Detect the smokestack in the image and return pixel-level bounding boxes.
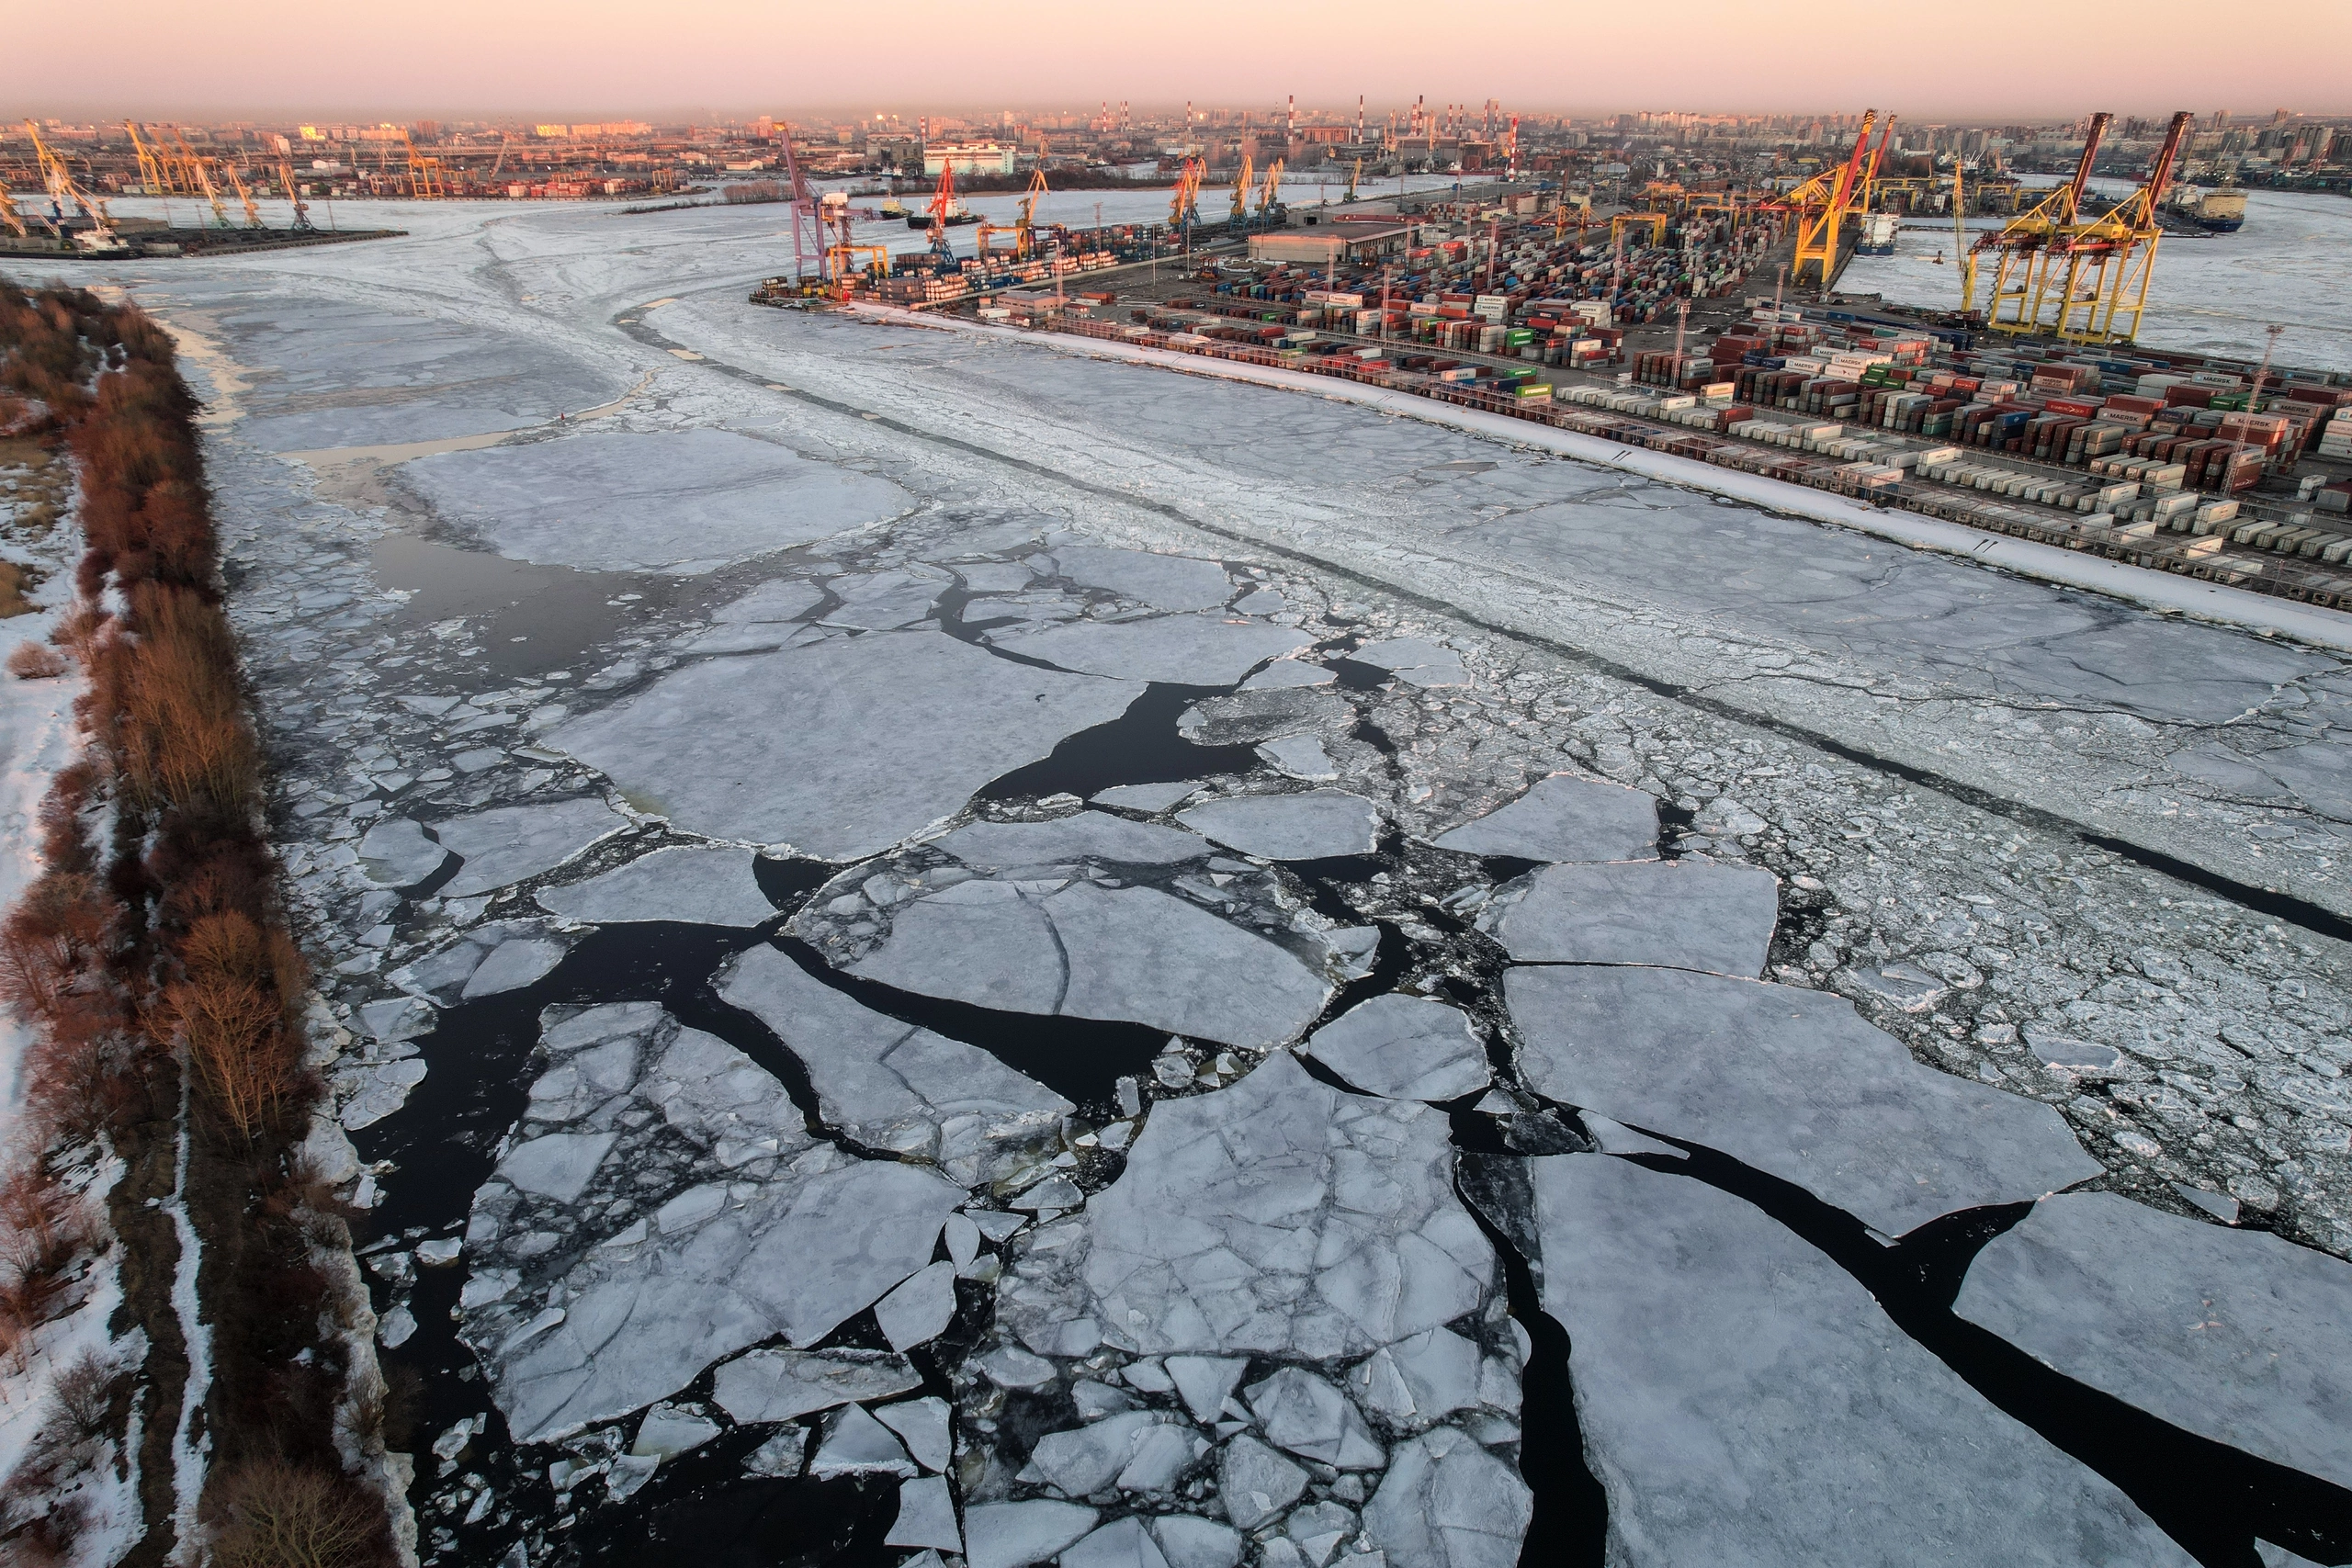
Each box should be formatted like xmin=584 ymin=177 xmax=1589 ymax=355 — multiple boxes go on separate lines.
xmin=1287 ymin=94 xmax=1295 ymax=140
xmin=1357 ymin=94 xmax=1364 ymax=141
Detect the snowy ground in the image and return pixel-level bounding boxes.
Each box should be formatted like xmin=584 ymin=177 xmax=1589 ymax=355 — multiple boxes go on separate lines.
xmin=16 ymin=200 xmax=2352 ymax=1567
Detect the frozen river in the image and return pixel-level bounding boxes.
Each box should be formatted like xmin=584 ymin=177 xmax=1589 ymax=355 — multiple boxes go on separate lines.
xmin=1839 ymin=186 xmax=2352 ymax=368
xmin=20 ymin=199 xmax=2352 ymax=1566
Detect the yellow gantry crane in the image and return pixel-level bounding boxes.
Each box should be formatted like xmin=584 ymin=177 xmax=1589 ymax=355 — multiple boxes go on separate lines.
xmin=1257 ymin=157 xmax=1283 ymax=217
xmin=23 ymin=120 xmax=120 ymax=249
xmin=1343 ymin=157 xmax=1360 ymax=203
xmin=1014 ymin=166 xmax=1047 ymax=258
xmin=1976 ymin=110 xmax=2189 ymax=344
xmin=221 ymin=159 xmax=261 ymax=227
xmin=1954 ymin=161 xmax=1977 ymax=315
xmin=401 ymin=130 xmax=446 ymax=198
xmin=1788 ymin=109 xmax=1878 ymax=288
xmin=1168 ymin=156 xmax=1204 ymax=234
xmin=1229 ymin=152 xmax=1253 ymax=223
xmin=276 ymin=152 xmax=313 ymax=229
xmin=125 ymin=122 xmax=171 ymax=194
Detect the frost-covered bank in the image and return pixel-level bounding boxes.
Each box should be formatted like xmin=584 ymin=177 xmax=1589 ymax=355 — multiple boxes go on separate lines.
xmin=0 ymin=282 xmax=398 ymax=1565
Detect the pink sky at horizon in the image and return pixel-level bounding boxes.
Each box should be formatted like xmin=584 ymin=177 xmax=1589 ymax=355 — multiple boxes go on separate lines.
xmin=17 ymin=0 xmax=2350 ymax=121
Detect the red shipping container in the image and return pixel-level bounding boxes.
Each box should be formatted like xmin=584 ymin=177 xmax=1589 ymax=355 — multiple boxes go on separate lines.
xmin=2164 ymin=386 xmax=2216 ymax=409
xmin=2104 ymin=394 xmax=2163 ymax=416
xmin=2048 ymin=397 xmax=2101 ymax=418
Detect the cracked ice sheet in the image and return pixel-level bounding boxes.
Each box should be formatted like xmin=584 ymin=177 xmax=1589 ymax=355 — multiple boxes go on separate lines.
xmin=997 ymin=1051 xmax=1495 ymax=1359
xmin=840 ymin=878 xmax=1332 ymax=1049
xmin=1529 ymin=1155 xmax=2198 ymax=1568
xmin=1051 ymin=547 xmax=1234 ymax=611
xmin=551 ymin=629 xmax=1136 ymax=860
xmin=462 ymin=1002 xmax=961 ymax=1443
xmin=1306 ymin=994 xmax=1490 ymax=1103
xmin=430 ymin=795 xmax=630 ymax=899
xmin=988 ymin=615 xmax=1313 ymax=684
xmin=716 ymin=943 xmax=1071 ymax=1180
xmin=1507 ymin=966 xmax=2103 ymax=1236
xmin=537 ymin=845 xmax=777 ymax=927
xmin=1178 ymin=790 xmax=1383 ymax=861
xmin=403 ymin=428 xmax=913 ymax=573
xmin=1489 ymin=859 xmax=1779 ymax=977
xmin=1955 ymin=1191 xmax=2352 ymax=1491
xmin=1425 ymin=773 xmax=1659 ymax=863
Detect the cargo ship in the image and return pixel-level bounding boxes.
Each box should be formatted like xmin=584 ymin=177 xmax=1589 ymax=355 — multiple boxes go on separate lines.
xmin=1854 ymin=212 xmax=1900 ymax=255
xmin=907 ymin=198 xmax=979 ymax=229
xmin=2164 ymin=184 xmax=2246 ymax=232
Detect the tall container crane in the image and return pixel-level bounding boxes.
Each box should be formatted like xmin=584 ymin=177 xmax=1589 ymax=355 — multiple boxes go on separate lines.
xmin=125 ymin=122 xmax=168 ymax=194
xmin=1788 ymin=109 xmax=1877 ymax=289
xmin=221 ymin=158 xmax=262 ymax=227
xmin=1015 ymin=167 xmax=1047 ymax=258
xmin=925 ymin=161 xmax=960 ymax=273
xmin=2022 ymin=110 xmax=2191 ymax=344
xmin=1168 ymin=158 xmax=1204 ymax=240
xmin=1977 ymin=111 xmax=2113 ymax=338
xmin=777 ymin=123 xmax=823 ymax=286
xmin=277 ymin=152 xmax=313 ymax=230
xmin=1257 ymin=159 xmax=1283 ymax=219
xmin=1229 ymin=153 xmax=1253 ymax=225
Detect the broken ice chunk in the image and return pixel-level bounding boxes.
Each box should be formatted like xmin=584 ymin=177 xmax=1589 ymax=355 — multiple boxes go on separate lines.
xmin=1218 ymin=1436 xmax=1309 ymax=1529
xmin=629 ymin=1403 xmax=720 ymax=1460
xmin=963 ymin=1500 xmax=1100 ymax=1568
xmin=1242 ymin=660 xmax=1336 ymax=691
xmin=1526 ymin=1156 xmax=2196 ymax=1568
xmin=1350 ymin=637 xmax=1468 ymax=688
xmin=1066 ymin=1517 xmax=1171 ymax=1568
xmin=431 ymin=795 xmax=629 ymax=898
xmin=1426 ymin=774 xmax=1659 ymax=863
xmin=874 ymin=1261 xmax=959 ymax=1351
xmin=710 ymin=1348 xmax=923 ymax=1425
xmin=1023 ymin=1410 xmax=1180 ymax=1495
xmin=537 ymin=845 xmax=777 ymax=928
xmin=988 ymin=615 xmax=1312 ymax=684
xmin=1028 ymin=1053 xmax=1492 ymax=1360
xmin=356 ymin=818 xmax=452 ymax=888
xmin=1489 ymin=861 xmax=1778 ymax=976
xmin=934 ymin=813 xmax=1209 ymax=870
xmin=2173 ymin=1185 xmax=2239 ymax=1224
xmin=1166 ymin=1356 xmax=1248 ymax=1424
xmin=874 ymin=1396 xmax=953 ymax=1472
xmin=1151 ymin=1516 xmax=1243 ymax=1568
xmin=842 ymin=881 xmax=1331 ymax=1050
xmin=1579 ymin=1114 xmax=1684 ymax=1160
xmin=1178 ymin=790 xmax=1381 ymax=861
xmin=1056 ymin=547 xmax=1233 ymax=612
xmin=459 ymin=932 xmax=568 ymax=999
xmin=494 ymin=1132 xmax=615 ymax=1204
xmin=1246 ymin=1368 xmax=1385 ymax=1469
xmin=1305 ymin=995 xmax=1489 ymax=1103
xmin=978 ymin=1345 xmax=1057 ymax=1390
xmin=1347 ymin=1327 xmax=1483 ymax=1427
xmin=1507 ymin=966 xmax=2102 ymax=1236
xmin=1361 ymin=1426 xmax=1530 ymax=1568
xmin=888 ymin=1474 xmax=965 ymax=1553
xmin=718 ymin=946 xmax=1071 ymax=1182
xmin=552 ymin=630 xmax=1136 ymax=860
xmin=1257 ymin=733 xmax=1340 ymax=781
xmin=1092 ymin=780 xmax=1206 ymax=813
xmin=809 ymin=1404 xmax=919 ymax=1479
xmin=1954 ymin=1191 xmax=2352 ymax=1492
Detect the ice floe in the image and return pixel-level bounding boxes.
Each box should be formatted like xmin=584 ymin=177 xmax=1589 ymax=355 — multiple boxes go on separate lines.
xmin=552 ymin=629 xmax=1136 ymax=858
xmin=1054 ymin=547 xmax=1234 ymax=611
xmin=1508 ymin=966 xmax=2102 ymax=1235
xmin=431 ymin=795 xmax=630 ymax=899
xmin=1350 ymin=637 xmax=1469 ymax=688
xmin=934 ymin=812 xmax=1210 ymax=870
xmin=1487 ymin=860 xmax=1778 ymax=976
xmin=356 ymin=816 xmax=453 ymax=887
xmin=1527 ymin=1155 xmax=2197 ymax=1566
xmin=837 ymin=879 xmax=1333 ymax=1048
xmin=997 ymin=1052 xmax=1492 ymax=1359
xmin=989 ymin=615 xmax=1312 ymax=684
xmin=461 ymin=1002 xmax=961 ymax=1442
xmin=1360 ymin=1426 xmax=1532 ymax=1568
xmin=1306 ymin=995 xmax=1490 ymax=1103
xmin=537 ymin=844 xmax=777 ymax=927
xmin=1091 ymin=780 xmax=1206 ymax=813
xmin=1177 ymin=789 xmax=1383 ymax=861
xmin=403 ymin=428 xmax=913 ymax=572
xmin=1426 ymin=773 xmax=1659 ymax=863
xmin=710 ymin=1347 xmax=922 ymax=1423
xmin=1955 ymin=1191 xmax=2352 ymax=1490
xmin=717 ymin=943 xmax=1071 ymax=1178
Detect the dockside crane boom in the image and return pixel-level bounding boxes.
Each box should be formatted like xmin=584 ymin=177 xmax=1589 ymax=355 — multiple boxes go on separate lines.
xmin=1015 ymin=167 xmax=1047 ymax=259
xmin=1953 ymin=161 xmax=1975 ymax=315
xmin=1343 ymin=157 xmax=1360 ymax=203
xmin=222 ymin=158 xmax=261 ymax=227
xmin=125 ymin=122 xmax=167 ymax=193
xmin=1789 ymin=109 xmax=1876 ymax=289
xmin=277 ymin=152 xmax=313 ymax=229
xmin=925 ymin=160 xmax=959 ymax=272
xmin=1169 ymin=158 xmax=1204 ymax=237
xmin=1258 ymin=158 xmax=1283 ymax=217
xmin=1229 ymin=152 xmax=1253 ymax=224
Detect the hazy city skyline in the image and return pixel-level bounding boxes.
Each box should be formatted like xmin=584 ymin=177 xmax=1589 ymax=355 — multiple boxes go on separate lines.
xmin=18 ymin=0 xmax=2352 ymax=121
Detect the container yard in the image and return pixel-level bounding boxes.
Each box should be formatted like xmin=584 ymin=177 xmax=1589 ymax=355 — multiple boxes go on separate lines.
xmin=851 ymin=173 xmax=2352 ymax=610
